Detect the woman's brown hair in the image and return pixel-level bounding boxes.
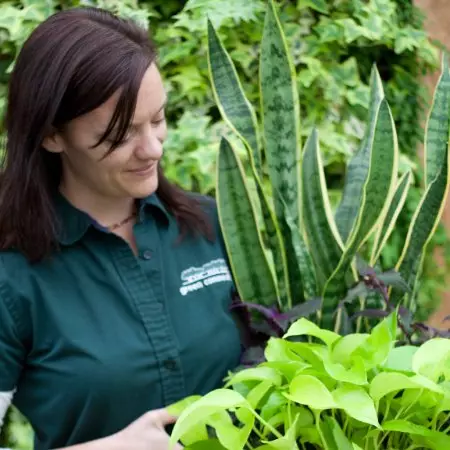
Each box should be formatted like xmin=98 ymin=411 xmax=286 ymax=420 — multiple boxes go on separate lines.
xmin=0 ymin=7 xmax=213 ymax=262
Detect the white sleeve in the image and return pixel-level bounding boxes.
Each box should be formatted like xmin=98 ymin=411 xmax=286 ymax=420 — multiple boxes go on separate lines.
xmin=0 ymin=390 xmax=14 ymax=429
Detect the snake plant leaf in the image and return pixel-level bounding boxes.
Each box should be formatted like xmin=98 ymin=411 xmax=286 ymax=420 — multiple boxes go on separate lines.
xmin=425 ymin=52 xmax=450 ymax=187
xmin=280 ymin=194 xmax=318 ymax=299
xmin=260 ymin=0 xmax=301 ymax=227
xmin=260 ymin=0 xmax=303 ymax=306
xmin=207 ymin=16 xmax=290 ymax=307
xmin=324 ymin=98 xmax=398 ymax=331
xmin=255 ymin=177 xmax=291 ymax=309
xmin=370 ymin=171 xmax=412 ymax=264
xmin=335 ymin=65 xmax=385 ymax=243
xmin=217 ymin=137 xmax=278 ymax=306
xmin=302 ymin=128 xmax=344 ymax=292
xmin=392 ymin=148 xmax=450 ymax=310
xmin=207 ymin=19 xmax=262 ymax=175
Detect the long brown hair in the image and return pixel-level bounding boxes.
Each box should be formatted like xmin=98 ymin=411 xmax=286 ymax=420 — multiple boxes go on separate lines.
xmin=0 ymin=7 xmax=213 ymax=262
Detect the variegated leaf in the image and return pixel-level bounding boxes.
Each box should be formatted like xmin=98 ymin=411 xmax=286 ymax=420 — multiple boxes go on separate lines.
xmin=335 ymin=65 xmax=385 ymax=243
xmin=207 ymin=19 xmax=262 ymax=175
xmin=371 ymin=171 xmax=412 ymax=265
xmin=393 ymin=148 xmax=450 ymax=311
xmin=425 ymin=52 xmax=450 ymax=186
xmin=217 ymin=137 xmax=278 ymax=306
xmin=260 ymin=0 xmax=302 ymax=305
xmin=323 ymin=99 xmax=398 ymax=331
xmin=302 ymin=128 xmax=344 ymax=293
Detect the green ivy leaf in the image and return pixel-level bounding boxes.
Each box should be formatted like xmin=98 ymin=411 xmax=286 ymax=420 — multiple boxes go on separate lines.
xmin=297 ymin=0 xmax=329 ymax=15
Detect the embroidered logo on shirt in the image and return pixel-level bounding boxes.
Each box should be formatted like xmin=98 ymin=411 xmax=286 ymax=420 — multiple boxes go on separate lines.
xmin=179 ymin=258 xmax=232 ymax=296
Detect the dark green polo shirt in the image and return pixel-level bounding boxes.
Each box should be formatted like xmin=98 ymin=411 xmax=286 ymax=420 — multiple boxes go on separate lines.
xmin=0 ymin=192 xmax=242 ymax=449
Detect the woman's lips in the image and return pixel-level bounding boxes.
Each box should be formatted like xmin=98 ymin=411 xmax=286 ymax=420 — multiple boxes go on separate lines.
xmin=128 ymin=163 xmax=156 ymax=175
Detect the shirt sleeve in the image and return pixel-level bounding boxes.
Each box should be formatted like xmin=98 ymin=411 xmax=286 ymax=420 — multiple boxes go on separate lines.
xmin=0 ymin=280 xmax=26 ymax=393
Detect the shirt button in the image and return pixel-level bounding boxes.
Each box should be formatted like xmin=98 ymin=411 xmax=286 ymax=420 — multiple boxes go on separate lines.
xmin=163 ymin=359 xmax=178 ymax=371
xmin=141 ymin=250 xmax=152 ymax=260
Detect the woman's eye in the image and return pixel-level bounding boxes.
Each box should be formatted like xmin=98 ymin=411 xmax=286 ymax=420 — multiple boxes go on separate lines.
xmin=152 ymin=117 xmax=165 ymax=126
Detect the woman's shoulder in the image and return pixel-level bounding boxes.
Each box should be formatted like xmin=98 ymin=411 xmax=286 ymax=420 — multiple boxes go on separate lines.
xmin=188 ymin=192 xmax=217 ymax=211
xmin=0 ymin=251 xmax=30 ymax=320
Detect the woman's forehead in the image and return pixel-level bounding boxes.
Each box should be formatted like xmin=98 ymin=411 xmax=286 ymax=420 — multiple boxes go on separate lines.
xmin=75 ymin=64 xmax=166 ymax=130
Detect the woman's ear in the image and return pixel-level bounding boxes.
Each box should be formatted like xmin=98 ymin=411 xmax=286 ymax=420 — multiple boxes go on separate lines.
xmin=42 ymin=129 xmax=64 ymax=154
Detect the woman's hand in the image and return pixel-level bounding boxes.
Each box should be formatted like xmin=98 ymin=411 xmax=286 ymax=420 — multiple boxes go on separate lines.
xmin=57 ymin=408 xmax=183 ymax=450
xmin=112 ymin=408 xmax=184 ymax=450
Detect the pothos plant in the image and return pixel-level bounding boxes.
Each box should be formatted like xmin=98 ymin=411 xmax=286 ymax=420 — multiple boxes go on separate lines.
xmin=205 ymin=0 xmax=450 ymax=338
xmin=168 ymin=311 xmax=450 ymax=449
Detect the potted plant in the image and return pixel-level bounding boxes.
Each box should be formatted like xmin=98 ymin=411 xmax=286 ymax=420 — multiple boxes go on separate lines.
xmin=167 ymin=1 xmax=450 ymax=448
xmin=168 ymin=312 xmax=450 ymax=449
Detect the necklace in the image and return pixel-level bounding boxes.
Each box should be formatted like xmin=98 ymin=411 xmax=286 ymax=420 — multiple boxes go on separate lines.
xmin=106 ymin=211 xmax=137 ymax=231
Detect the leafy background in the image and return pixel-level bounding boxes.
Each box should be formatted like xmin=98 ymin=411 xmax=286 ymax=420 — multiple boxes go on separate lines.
xmin=0 ymin=0 xmax=448 ymax=448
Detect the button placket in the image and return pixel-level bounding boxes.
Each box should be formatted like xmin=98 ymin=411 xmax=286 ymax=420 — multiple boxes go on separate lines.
xmin=110 ymin=239 xmax=186 ymax=405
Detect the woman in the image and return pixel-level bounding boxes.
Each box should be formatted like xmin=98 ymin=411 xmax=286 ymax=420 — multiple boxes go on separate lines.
xmin=0 ymin=7 xmax=242 ymax=450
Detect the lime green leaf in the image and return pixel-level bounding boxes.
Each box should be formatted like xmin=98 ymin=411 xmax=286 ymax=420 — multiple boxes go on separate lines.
xmin=262 ymin=361 xmax=310 ymax=381
xmin=257 ymin=417 xmax=300 ymax=449
xmin=210 ymin=409 xmax=254 ymax=450
xmin=284 ymin=318 xmax=340 ymax=346
xmin=245 ymin=381 xmax=273 ymax=411
xmin=226 ymin=367 xmax=283 ymax=388
xmin=167 ymin=396 xmax=208 ymax=445
xmin=425 ymin=52 xmax=450 ymax=186
xmin=319 ymin=416 xmax=354 ymax=450
xmin=260 ymin=390 xmax=287 ymax=422
xmin=265 ymin=338 xmax=301 ymax=363
xmin=382 ymin=420 xmax=450 ymax=450
xmin=302 ymin=129 xmax=344 ymax=292
xmin=287 ymin=374 xmax=336 ymax=410
xmin=333 ymin=385 xmax=380 ymax=427
xmin=412 ymin=338 xmax=450 ymax=381
xmin=217 ymin=137 xmax=278 ymax=305
xmin=322 ymin=355 xmax=368 ymax=385
xmin=332 ymin=334 xmax=370 ymax=364
xmin=170 ymin=389 xmax=250 ymax=449
xmin=207 ymin=19 xmax=262 ymax=174
xmin=260 ymin=0 xmax=303 ymax=305
xmin=185 ymin=439 xmax=227 ymax=449
xmin=370 ymin=372 xmax=434 ymax=403
xmin=352 ymin=313 xmax=396 ymax=369
xmin=168 ymin=395 xmax=203 ymax=416
xmin=383 ymin=345 xmax=418 ymax=373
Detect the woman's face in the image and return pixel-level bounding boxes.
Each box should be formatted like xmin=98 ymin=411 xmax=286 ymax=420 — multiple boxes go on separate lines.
xmin=43 ymin=63 xmax=167 ymax=202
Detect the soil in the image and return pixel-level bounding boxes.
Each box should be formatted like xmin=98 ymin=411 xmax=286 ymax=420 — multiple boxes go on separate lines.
xmin=414 ymin=0 xmax=450 ymax=329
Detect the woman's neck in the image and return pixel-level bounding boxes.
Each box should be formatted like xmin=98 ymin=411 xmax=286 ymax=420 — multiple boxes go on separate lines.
xmin=59 ymin=183 xmax=136 ymax=230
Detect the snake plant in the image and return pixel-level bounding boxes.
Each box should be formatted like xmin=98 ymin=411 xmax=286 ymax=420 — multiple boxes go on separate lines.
xmin=211 ymin=0 xmax=450 ymax=332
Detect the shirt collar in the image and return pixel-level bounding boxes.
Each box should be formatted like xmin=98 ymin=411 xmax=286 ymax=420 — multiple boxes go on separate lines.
xmin=55 ymin=192 xmax=170 ymax=246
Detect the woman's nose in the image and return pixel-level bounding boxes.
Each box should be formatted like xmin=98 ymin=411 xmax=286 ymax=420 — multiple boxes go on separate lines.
xmin=136 ymin=127 xmax=163 ymax=160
